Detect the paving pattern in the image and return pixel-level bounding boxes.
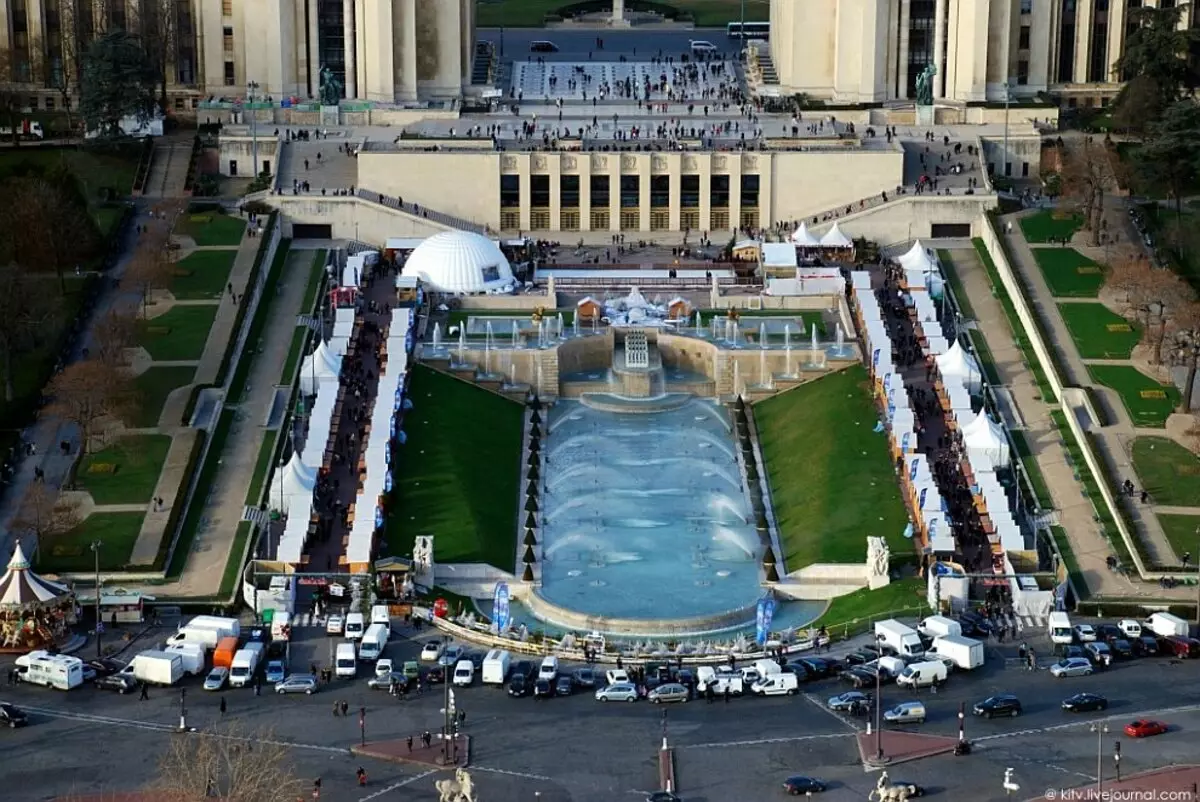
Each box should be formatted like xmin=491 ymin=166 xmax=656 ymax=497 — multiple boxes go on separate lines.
xmin=511 ymin=60 xmax=739 ymax=103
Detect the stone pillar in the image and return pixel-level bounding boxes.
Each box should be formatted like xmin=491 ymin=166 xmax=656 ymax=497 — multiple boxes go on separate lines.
xmin=1028 ymin=0 xmax=1053 ymax=91
xmin=435 ymin=0 xmax=462 ymax=94
xmin=933 ymin=0 xmax=947 ymax=98
xmin=898 ymin=0 xmax=911 ymax=98
xmin=342 ymin=0 xmax=356 ymax=99
xmin=308 ymin=0 xmax=320 ymax=97
xmin=1074 ymin=0 xmax=1093 ymax=84
xmin=885 ymin=0 xmax=900 ymax=100
xmin=548 ymin=159 xmax=562 ymax=233
xmin=756 ymin=155 xmax=772 ymax=231
xmin=638 ymin=157 xmax=651 ymax=232
xmin=1107 ymin=0 xmax=1126 ymax=83
xmin=612 ymin=0 xmax=627 ymax=25
xmin=518 ymin=156 xmax=532 ymax=232
xmin=726 ymin=158 xmax=743 ymax=234
xmin=698 ymin=155 xmax=712 ymax=233
xmin=608 ymin=158 xmax=621 ymax=234
xmin=399 ymin=0 xmax=418 ymax=101
xmin=27 ymin=0 xmax=45 ymax=84
xmin=355 ymin=0 xmax=367 ymax=99
xmin=579 ymin=173 xmax=592 ymax=232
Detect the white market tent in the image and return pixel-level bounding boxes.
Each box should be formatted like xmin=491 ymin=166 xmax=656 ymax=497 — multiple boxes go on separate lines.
xmin=925 ymin=336 xmax=950 ymax=356
xmin=762 ymin=242 xmax=798 ymax=268
xmin=270 ymin=453 xmax=317 ymax=515
xmin=937 ymin=341 xmax=983 ymax=394
xmin=791 ymin=223 xmax=821 ymax=247
xmin=899 ymin=241 xmax=938 ymax=272
xmin=850 ymin=271 xmax=872 ymax=291
xmin=300 ymin=381 xmax=339 ymax=468
xmin=963 ymin=411 xmax=1011 ymax=469
xmin=820 ymin=222 xmax=853 ymax=248
xmin=276 ymin=510 xmax=310 ymax=564
xmin=299 ymin=340 xmax=343 ymax=395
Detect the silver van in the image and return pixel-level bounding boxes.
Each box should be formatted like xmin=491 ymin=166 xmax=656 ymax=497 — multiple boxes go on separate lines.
xmin=883 ymin=701 xmax=927 ymax=725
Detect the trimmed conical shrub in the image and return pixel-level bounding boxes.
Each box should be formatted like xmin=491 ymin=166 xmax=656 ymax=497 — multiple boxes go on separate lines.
xmin=525 ymin=512 xmax=537 ymax=529
xmin=765 ymin=564 xmax=780 ymax=582
xmin=523 ymin=545 xmax=537 ymax=564
xmin=522 ymin=564 xmax=535 ymax=582
xmin=524 ymin=497 xmax=539 ymax=512
xmin=763 ymin=548 xmax=777 ymax=565
xmin=530 ymin=410 xmax=542 ymax=424
xmin=527 ymin=465 xmax=540 ymax=481
xmin=523 ymin=529 xmax=537 ymax=546
xmin=529 ymin=438 xmax=541 ymax=452
xmin=526 ymin=480 xmax=539 ymax=497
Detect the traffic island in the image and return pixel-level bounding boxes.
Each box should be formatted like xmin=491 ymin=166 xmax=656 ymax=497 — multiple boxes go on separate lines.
xmin=856 ymin=731 xmax=961 ymax=767
xmin=352 ymin=734 xmax=471 ymax=768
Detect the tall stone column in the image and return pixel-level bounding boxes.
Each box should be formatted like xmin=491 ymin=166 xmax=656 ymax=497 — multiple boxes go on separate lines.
xmin=308 ymin=0 xmax=320 ymax=97
xmin=27 ymin=0 xmax=45 ymax=84
xmin=638 ymin=157 xmax=651 ymax=232
xmin=400 ymin=0 xmax=418 ymax=101
xmin=1074 ymin=0 xmax=1094 ymax=84
xmin=612 ymin=0 xmax=626 ymax=24
xmin=898 ymin=0 xmax=911 ymax=98
xmin=1028 ymin=0 xmax=1053 ymax=91
xmin=932 ymin=0 xmax=947 ymax=98
xmin=1107 ymin=0 xmax=1126 ymax=83
xmin=579 ymin=172 xmax=592 ymax=232
xmin=342 ymin=0 xmax=356 ymax=99
xmin=435 ymin=0 xmax=462 ymax=94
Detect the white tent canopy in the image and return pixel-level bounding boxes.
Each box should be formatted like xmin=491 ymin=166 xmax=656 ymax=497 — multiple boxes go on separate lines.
xmin=899 ymin=241 xmax=937 ymax=272
xmin=270 ymin=453 xmax=317 ymax=515
xmin=937 ymin=340 xmax=983 ymax=394
xmin=963 ymin=411 xmax=1011 ymax=469
xmin=820 ymin=222 xmax=853 ymax=248
xmin=791 ymin=222 xmax=820 ymax=247
xmin=299 ymin=341 xmax=343 ymax=395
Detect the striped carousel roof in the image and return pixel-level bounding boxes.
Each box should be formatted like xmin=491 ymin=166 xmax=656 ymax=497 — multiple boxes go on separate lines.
xmin=0 ymin=542 xmax=70 ymax=608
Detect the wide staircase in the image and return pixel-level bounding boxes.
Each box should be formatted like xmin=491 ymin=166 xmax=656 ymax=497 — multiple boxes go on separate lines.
xmin=750 ymin=42 xmax=779 ymax=86
xmin=472 ymin=42 xmax=496 ymax=85
xmin=145 ymin=136 xmax=193 ymax=198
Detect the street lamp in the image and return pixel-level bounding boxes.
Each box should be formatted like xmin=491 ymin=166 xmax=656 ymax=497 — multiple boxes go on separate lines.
xmin=247 ymin=80 xmax=261 ymax=178
xmin=442 ymin=634 xmax=453 ymax=765
xmin=1002 ymin=78 xmax=1015 ymax=184
xmin=90 ymin=540 xmax=102 ymax=658
xmin=873 ymin=632 xmax=884 ymax=761
xmin=1091 ymin=723 xmax=1109 ymax=794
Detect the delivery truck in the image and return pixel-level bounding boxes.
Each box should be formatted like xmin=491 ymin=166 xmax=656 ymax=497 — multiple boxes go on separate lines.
xmin=1144 ymin=612 xmax=1190 ymax=638
xmin=229 ymin=642 xmax=264 ymax=688
xmin=482 ymin=649 xmax=511 ymax=685
xmin=928 ymin=635 xmax=985 ymax=670
xmin=917 ymin=615 xmax=962 ymax=639
xmin=125 ymin=650 xmax=184 ymax=686
xmin=165 ymin=642 xmax=206 ymax=675
xmin=186 ymin=616 xmax=241 ymax=639
xmin=212 ymin=636 xmax=240 ymax=669
xmin=874 ymin=620 xmax=925 ymax=658
xmin=1047 ymin=612 xmax=1074 ymax=645
xmin=165 ymin=626 xmax=221 ymax=651
xmin=357 ymin=623 xmax=389 ymax=661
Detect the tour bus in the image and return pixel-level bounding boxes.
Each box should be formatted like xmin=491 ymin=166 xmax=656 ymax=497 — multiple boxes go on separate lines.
xmin=726 ymin=21 xmax=770 ymax=40
xmin=15 ymin=651 xmax=84 ymax=690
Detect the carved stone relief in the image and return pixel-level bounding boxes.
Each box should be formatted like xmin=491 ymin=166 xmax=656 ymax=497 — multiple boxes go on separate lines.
xmin=563 ymin=155 xmax=577 ymax=170
xmin=683 ymin=156 xmax=698 ymax=171
xmin=621 ymin=154 xmax=637 ymax=170
xmin=651 ymin=155 xmax=667 ymax=171
xmin=532 ymin=155 xmax=548 ymax=170
xmin=742 ymin=155 xmax=758 ymax=170
xmin=592 ymin=155 xmax=608 ymax=169
xmin=501 ymin=155 xmax=517 ymax=171
xmin=713 ymin=155 xmax=727 ymax=169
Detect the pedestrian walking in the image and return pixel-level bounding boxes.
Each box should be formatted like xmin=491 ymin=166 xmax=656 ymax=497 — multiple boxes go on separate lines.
xmin=407 ymin=735 xmax=413 ymax=752
xmin=340 ymin=700 xmax=349 ymax=716
xmin=140 ymin=683 xmax=150 ymax=700
xmin=332 ymin=701 xmax=340 ymax=716
xmin=355 ymin=767 xmax=366 ymax=787
xmin=422 ymin=730 xmax=432 ymax=748
xmin=219 ymin=696 xmax=227 ymax=716
xmin=254 ymin=681 xmax=261 ymax=697
xmin=723 ymin=686 xmax=730 ymax=704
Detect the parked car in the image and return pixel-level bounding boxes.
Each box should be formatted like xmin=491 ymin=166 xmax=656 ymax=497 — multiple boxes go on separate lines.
xmin=1134 ymin=636 xmax=1160 ymax=656
xmin=844 ymin=650 xmax=875 ymax=666
xmin=595 ymin=683 xmax=639 ymax=702
xmin=648 ymin=683 xmax=689 ymax=704
xmin=367 ymin=672 xmax=410 ymax=691
xmin=1110 ymin=639 xmax=1133 ymax=659
xmin=529 ymin=40 xmax=559 ymax=53
xmin=1058 ymin=644 xmax=1087 ymax=660
xmin=573 ymin=667 xmax=598 ymax=688
xmin=783 ymin=776 xmax=827 ymax=795
xmin=95 ymin=674 xmax=138 ymax=694
xmin=85 ymin=658 xmax=124 ymax=678
xmin=689 ymin=39 xmax=719 ymax=53
xmin=555 ymin=675 xmax=574 ymax=696
xmin=402 ymin=661 xmax=420 ymax=679
xmin=439 ymin=645 xmax=464 ymax=668
xmin=1124 ymin=720 xmax=1168 ymax=738
xmin=827 ymin=691 xmax=872 ymax=712
xmin=1062 ymin=693 xmax=1108 ymax=713
xmin=420 ymin=641 xmax=444 ymax=662
xmin=325 ymin=614 xmax=344 ymax=635
xmin=0 ymin=702 xmax=28 ymax=728
xmin=883 ymin=701 xmax=927 ymax=724
xmin=1050 ymin=657 xmax=1094 ymax=678
xmin=1095 ymin=624 xmax=1123 ymax=643
xmin=275 ymin=674 xmax=318 ymax=695
xmin=973 ymin=694 xmax=1022 ymax=718
xmin=1084 ymin=642 xmax=1112 ymax=668
xmin=264 ymin=659 xmax=287 ymax=684
xmin=839 ymin=668 xmax=876 ymax=688
xmin=605 ymin=669 xmax=631 ymax=686
xmin=798 ymin=658 xmax=834 ymax=679
xmin=1073 ymin=624 xmax=1097 ymax=642
xmin=532 ymin=679 xmax=553 ymax=700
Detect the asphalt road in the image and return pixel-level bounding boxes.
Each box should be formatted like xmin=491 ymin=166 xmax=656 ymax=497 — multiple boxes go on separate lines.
xmin=478 ymin=28 xmax=742 ymax=61
xmin=5 ymin=622 xmax=1200 ymax=801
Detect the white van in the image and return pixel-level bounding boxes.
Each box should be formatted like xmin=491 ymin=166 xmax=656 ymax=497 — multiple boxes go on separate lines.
xmin=344 ymin=612 xmax=366 ymax=641
xmin=752 ymin=672 xmax=798 ymax=696
xmin=453 ymin=659 xmax=475 ymax=687
xmin=482 ymin=649 xmax=511 ymax=685
xmin=335 ymin=642 xmax=358 ymax=678
xmin=896 ymin=659 xmax=948 ymax=689
xmin=1048 ymin=612 xmax=1074 ymax=645
xmin=15 ymin=651 xmax=83 ymax=690
xmin=229 ymin=643 xmax=263 ymax=688
xmin=538 ymin=655 xmax=558 ymax=680
xmin=370 ymin=605 xmax=391 ymax=628
xmin=358 ymin=623 xmax=389 ymax=661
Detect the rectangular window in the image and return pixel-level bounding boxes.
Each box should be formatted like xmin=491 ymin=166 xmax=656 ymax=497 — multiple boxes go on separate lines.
xmin=590 ymin=175 xmax=610 ymax=209
xmin=680 ymin=209 xmax=700 ymax=230
xmin=500 ymin=211 xmax=520 ymax=230
xmin=680 ymin=175 xmax=700 ymax=208
xmin=650 ymin=210 xmax=670 ymax=231
xmin=710 ymin=210 xmax=730 ymax=230
xmin=739 ymin=174 xmax=760 ymax=209
xmin=559 ymin=209 xmax=580 ymax=231
xmin=619 ymin=210 xmax=640 ymax=230
xmin=1020 ymin=0 xmax=1032 ymax=13
xmin=650 ymin=176 xmax=670 ymax=209
xmin=224 ymin=61 xmax=236 ymax=85
xmin=223 ymin=27 xmax=234 ymax=54
xmin=223 ymin=0 xmax=233 ymax=16
xmin=1089 ymin=24 xmax=1109 ymax=83
xmin=739 ymin=208 xmax=759 ymax=230
xmin=1019 ymin=25 xmax=1031 ymax=50
xmin=590 ymin=209 xmax=610 ymax=230
xmin=1057 ymin=24 xmax=1076 ymax=82
xmin=1017 ymin=60 xmax=1029 ymax=85
xmin=620 ymin=175 xmax=639 ymax=209
xmin=530 ymin=174 xmax=550 ymax=208
xmin=44 ymin=96 xmax=55 ymax=110
xmin=710 ymin=175 xmax=730 ymax=208
xmin=500 ymin=174 xmax=520 ymax=209
xmin=560 ymin=175 xmax=580 ymax=208
xmin=530 ymin=209 xmax=551 ymax=230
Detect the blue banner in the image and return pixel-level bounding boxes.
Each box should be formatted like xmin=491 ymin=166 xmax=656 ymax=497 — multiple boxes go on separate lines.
xmin=493 ymin=582 xmax=511 ymax=632
xmin=755 ymin=597 xmax=776 ymax=646
xmin=902 ymin=522 xmax=914 ymax=539
xmin=928 ymin=517 xmax=939 ymax=541
xmin=918 ymin=486 xmax=928 ymax=509
xmin=909 ymin=457 xmax=920 ymax=482
xmin=901 ymin=432 xmax=911 ymax=452
xmin=872 ymin=348 xmax=881 ymax=368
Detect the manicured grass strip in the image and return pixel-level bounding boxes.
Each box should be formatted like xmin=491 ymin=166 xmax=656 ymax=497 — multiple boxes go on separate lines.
xmin=812 ymin=578 xmax=928 ymax=637
xmin=282 ymin=327 xmax=309 ymax=385
xmin=1049 ymin=524 xmax=1089 ymax=600
xmin=755 ymin=365 xmax=910 ymax=568
xmin=171 ymin=250 xmax=238 ymax=300
xmin=180 ymin=212 xmax=246 ymax=247
xmin=1008 ymin=429 xmax=1054 ymax=511
xmin=1032 ymin=247 xmax=1104 ymax=297
xmin=0 ymin=148 xmax=138 ymax=199
xmin=387 ymin=365 xmax=523 ymax=571
xmin=75 ymin=435 xmax=171 ymax=505
xmin=218 ymin=521 xmax=254 ymax=600
xmin=215 ymin=212 xmax=278 ymax=387
xmin=40 ymin=512 xmax=145 ymax=572
xmin=302 ymin=250 xmax=329 ymax=311
xmin=1130 ymin=437 xmax=1200 ymax=508
xmin=138 ymin=305 xmax=218 ymax=361
xmin=1057 ymin=303 xmax=1142 ymax=359
xmin=168 ymin=409 xmax=234 ymax=577
xmin=245 ymin=430 xmax=279 ymax=506
xmin=231 ymin=239 xmax=292 ymax=400
xmin=1158 ymin=514 xmax=1200 ymax=568
xmin=1019 ymin=210 xmax=1084 ymax=244
xmin=936 ymin=249 xmax=976 ymax=319
xmin=1087 ymin=365 xmax=1181 ymax=428
xmin=132 ymin=366 xmax=195 ymax=427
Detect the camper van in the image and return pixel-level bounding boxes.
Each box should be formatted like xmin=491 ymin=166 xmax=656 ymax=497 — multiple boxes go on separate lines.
xmin=357 ymin=623 xmax=389 ymax=661
xmin=1048 ymin=612 xmax=1074 ymax=645
xmin=335 ymin=642 xmax=358 ymax=678
xmin=15 ymin=651 xmax=83 ymax=690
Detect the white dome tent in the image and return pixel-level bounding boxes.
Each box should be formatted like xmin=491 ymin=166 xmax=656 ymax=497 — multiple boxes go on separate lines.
xmin=820 ymin=221 xmax=853 ymax=248
xmin=270 ymin=453 xmax=317 ymax=514
xmin=790 ymin=222 xmax=820 ymax=247
xmin=401 ymin=230 xmax=516 ymax=294
xmin=898 ymin=240 xmax=938 ymax=272
xmin=962 ymin=411 xmax=1011 ymax=469
xmin=299 ymin=340 xmax=342 ymax=395
xmin=936 ymin=340 xmax=983 ymax=394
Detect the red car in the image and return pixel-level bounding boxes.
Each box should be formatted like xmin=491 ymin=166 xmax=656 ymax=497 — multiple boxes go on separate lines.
xmin=1124 ymin=720 xmax=1168 ymax=738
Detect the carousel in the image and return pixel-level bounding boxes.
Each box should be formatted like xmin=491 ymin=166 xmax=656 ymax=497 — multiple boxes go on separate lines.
xmin=0 ymin=543 xmax=78 ymax=652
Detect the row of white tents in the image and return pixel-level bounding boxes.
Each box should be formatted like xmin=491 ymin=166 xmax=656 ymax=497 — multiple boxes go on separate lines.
xmin=789 ymin=221 xmax=854 ymax=249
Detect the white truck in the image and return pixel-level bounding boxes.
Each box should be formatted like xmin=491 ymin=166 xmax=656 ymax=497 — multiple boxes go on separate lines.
xmin=917 ymin=615 xmax=962 ymax=639
xmin=482 ymin=649 xmax=511 ymax=685
xmin=928 ymin=635 xmax=985 ymax=670
xmin=229 ymin=642 xmax=264 ymax=688
xmin=166 ymin=615 xmax=241 ymax=650
xmin=357 ymin=623 xmax=389 ymax=661
xmin=896 ymin=659 xmax=948 ymax=688
xmin=1144 ymin=612 xmax=1190 ymax=638
xmin=165 ymin=626 xmax=222 ymax=651
xmin=874 ymin=619 xmax=925 ymax=658
xmin=126 ymin=650 xmax=184 ymax=686
xmin=187 ymin=615 xmax=241 ymax=639
xmin=165 ymin=642 xmax=207 ymax=675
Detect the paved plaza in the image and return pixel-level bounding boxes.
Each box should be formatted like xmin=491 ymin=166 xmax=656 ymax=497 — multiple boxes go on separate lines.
xmin=510 ymin=58 xmax=741 ymax=103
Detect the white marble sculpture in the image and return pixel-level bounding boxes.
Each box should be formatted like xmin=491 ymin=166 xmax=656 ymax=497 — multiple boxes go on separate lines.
xmin=436 ymin=768 xmax=477 ymax=802
xmin=414 ymin=535 xmax=435 ymax=582
xmin=866 ymin=536 xmax=891 ymax=590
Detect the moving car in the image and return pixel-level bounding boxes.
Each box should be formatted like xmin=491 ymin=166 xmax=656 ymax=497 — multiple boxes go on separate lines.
xmin=439 ymin=645 xmax=464 ymax=668
xmin=403 ymin=661 xmax=420 ymax=679
xmin=275 ymin=674 xmax=318 ymax=695
xmin=1050 ymin=657 xmax=1094 ymax=678
xmin=689 ymin=40 xmax=718 ymax=53
xmin=452 ymin=659 xmax=475 ymax=687
xmin=203 ymin=667 xmax=229 ymax=691
xmin=95 ymin=674 xmax=139 ymax=694
xmin=595 ymin=682 xmax=639 ymax=702
xmin=1073 ymin=624 xmax=1097 ymax=642
xmin=883 ymin=701 xmax=927 ymax=724
xmin=1084 ymin=642 xmax=1112 ymax=668
xmin=420 ymin=641 xmax=444 ymax=662
xmin=648 ymin=683 xmax=689 ymax=704
xmin=1062 ymin=693 xmax=1108 ymax=713
xmin=555 ymin=675 xmax=574 ymax=696
xmin=325 ymin=614 xmax=344 ymax=635
xmin=0 ymin=702 xmax=28 ymax=728
xmin=375 ymin=658 xmax=394 ymax=678
xmin=367 ymin=672 xmax=409 ymax=691
xmin=783 ymin=776 xmax=827 ymax=795
xmin=264 ymin=659 xmax=287 ymax=684
xmin=973 ymin=694 xmax=1022 ymax=718
xmin=839 ymin=667 xmax=876 ymax=688
xmin=827 ymin=691 xmax=872 ymax=712
xmin=1124 ymin=720 xmax=1168 ymax=738
xmin=529 ymin=40 xmax=559 ymax=53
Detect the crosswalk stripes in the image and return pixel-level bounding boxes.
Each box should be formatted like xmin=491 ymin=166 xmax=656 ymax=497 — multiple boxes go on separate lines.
xmin=241 ymin=506 xmax=271 ymax=525
xmin=292 ymin=613 xmax=326 ymax=628
xmin=296 ymin=314 xmax=321 ymax=329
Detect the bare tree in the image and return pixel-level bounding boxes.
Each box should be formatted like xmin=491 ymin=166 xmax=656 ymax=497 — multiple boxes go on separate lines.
xmin=124 ymin=202 xmax=181 ymax=315
xmin=0 ymin=177 xmax=100 ymax=294
xmin=45 ymin=359 xmax=137 ymax=455
xmin=92 ymin=304 xmax=140 ymax=366
xmin=130 ymin=0 xmax=178 ymax=109
xmin=1060 ymin=138 xmax=1118 ymax=246
xmin=155 ymin=724 xmax=307 ymax=802
xmin=1169 ymin=299 xmax=1200 ymax=413
xmin=11 ymin=482 xmax=83 ymax=561
xmin=49 ymin=0 xmax=101 ymax=134
xmin=0 ymin=45 xmax=28 ymax=146
xmin=1107 ymin=256 xmax=1190 ymax=364
xmin=0 ymin=265 xmax=57 ymax=403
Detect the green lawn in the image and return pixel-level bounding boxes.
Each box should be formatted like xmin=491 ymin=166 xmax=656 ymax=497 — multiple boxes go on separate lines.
xmin=1057 ymin=303 xmax=1142 ymax=359
xmin=282 ymin=327 xmax=310 ymax=384
xmin=74 ymin=435 xmax=171 ymax=505
xmin=245 ymin=431 xmax=279 ymax=506
xmin=812 ymin=578 xmax=928 ymax=637
xmin=1130 ymin=437 xmax=1200 ymax=507
xmin=231 ymin=239 xmax=292 ymax=401
xmin=179 ymin=213 xmax=246 ymax=247
xmin=0 ymin=147 xmax=138 ymax=202
xmin=138 ymin=305 xmax=219 ymax=361
xmin=1008 ymin=429 xmax=1054 ymax=511
xmin=1032 ymin=247 xmax=1105 ymax=297
xmin=755 ymin=365 xmax=910 ymax=568
xmin=1158 ymin=514 xmax=1200 ymax=567
xmin=1020 ymin=210 xmax=1085 ymax=244
xmin=387 ymin=364 xmax=524 ymax=571
xmin=170 ymin=250 xmax=238 ymax=300
xmin=1087 ymin=365 xmax=1181 ymax=428
xmin=93 ymin=204 xmax=127 ymax=239
xmin=169 ymin=410 xmax=234 ymax=577
xmin=39 ymin=511 xmax=145 ymax=572
xmin=936 ymin=249 xmax=975 ymax=318
xmin=474 ymin=0 xmax=765 ymax=27
xmin=132 ymin=366 xmax=195 ymax=427
xmin=302 ymin=250 xmax=329 ymax=310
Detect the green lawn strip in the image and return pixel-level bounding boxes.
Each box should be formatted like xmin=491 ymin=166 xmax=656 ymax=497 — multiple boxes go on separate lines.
xmin=387 ymin=365 xmax=523 ymax=571
xmin=1031 ymin=247 xmax=1104 ymax=297
xmin=281 ymin=327 xmax=310 ymax=385
xmin=214 ymin=212 xmax=278 ymax=387
xmin=1130 ymin=437 xmax=1200 ymax=507
xmin=964 ymin=330 xmax=1000 ymax=386
xmin=180 ymin=213 xmax=247 ymax=247
xmin=132 ymin=366 xmax=196 ymax=427
xmin=40 ymin=512 xmax=145 ymax=572
xmin=75 ymin=435 xmax=172 ymax=505
xmin=1087 ymin=365 xmax=1181 ymax=428
xmin=217 ymin=521 xmax=254 ymax=600
xmin=230 ymin=239 xmax=293 ymax=400
xmin=1049 ymin=524 xmax=1089 ymax=600
xmin=474 ymin=0 xmax=762 ymax=27
xmin=1157 ymin=514 xmax=1200 ymax=568
xmin=936 ymin=249 xmax=976 ymax=319
xmin=1019 ymin=210 xmax=1085 ymax=244
xmin=755 ymin=365 xmax=910 ymax=568
xmin=138 ymin=305 xmax=219 ymax=361
xmin=1056 ymin=303 xmax=1142 ymax=359
xmin=1007 ymin=429 xmax=1054 ymax=511
xmin=168 ymin=409 xmax=234 ymax=578
xmin=171 ymin=250 xmax=238 ymax=300
xmin=811 ymin=578 xmax=929 ymax=638
xmin=302 ymin=250 xmax=329 ymax=310
xmin=245 ymin=431 xmax=279 ymax=507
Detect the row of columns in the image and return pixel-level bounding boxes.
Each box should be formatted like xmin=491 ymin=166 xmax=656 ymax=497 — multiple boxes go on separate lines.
xmin=340 ymin=0 xmax=463 ymax=102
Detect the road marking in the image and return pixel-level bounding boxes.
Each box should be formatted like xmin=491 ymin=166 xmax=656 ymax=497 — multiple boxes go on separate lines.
xmin=356 ymin=768 xmax=439 ymax=801
xmin=971 ymin=702 xmax=1200 ymax=744
xmin=802 ymin=693 xmax=863 ymax=732
xmin=680 ymin=733 xmax=854 ymax=749
xmin=471 ymin=766 xmax=553 ymax=781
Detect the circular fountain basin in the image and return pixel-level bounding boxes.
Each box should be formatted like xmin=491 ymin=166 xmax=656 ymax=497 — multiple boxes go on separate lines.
xmin=578 ymin=392 xmax=694 ymax=413
xmin=524 ymin=589 xmax=759 ymax=637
